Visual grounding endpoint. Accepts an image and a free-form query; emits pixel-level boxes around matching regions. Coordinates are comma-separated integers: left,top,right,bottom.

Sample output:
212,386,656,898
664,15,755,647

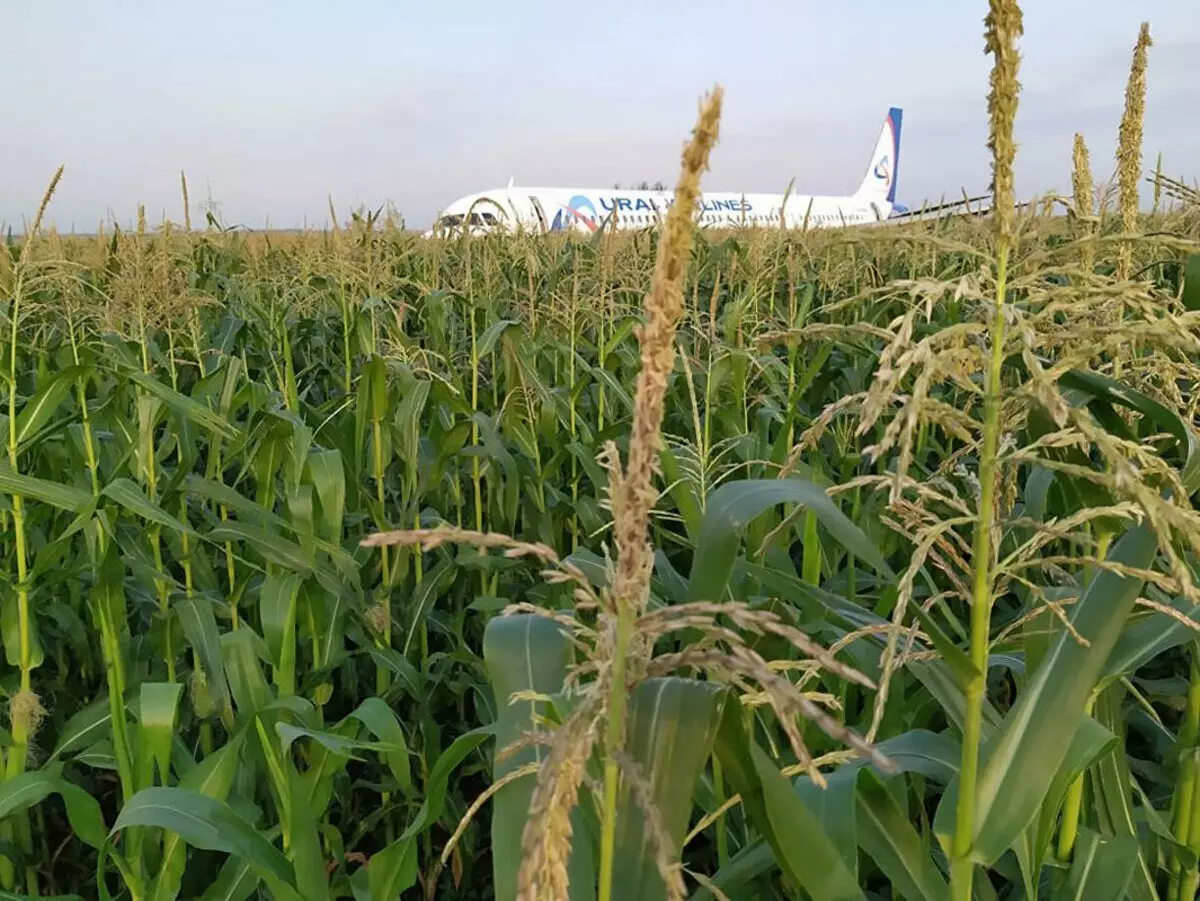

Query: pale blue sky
3,1,1196,230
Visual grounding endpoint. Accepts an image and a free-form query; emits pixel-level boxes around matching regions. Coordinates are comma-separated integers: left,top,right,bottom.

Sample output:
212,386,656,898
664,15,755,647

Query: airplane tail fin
854,107,903,207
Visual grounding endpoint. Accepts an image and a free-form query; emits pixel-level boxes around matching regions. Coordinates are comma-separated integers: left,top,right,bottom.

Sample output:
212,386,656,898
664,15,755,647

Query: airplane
423,106,906,237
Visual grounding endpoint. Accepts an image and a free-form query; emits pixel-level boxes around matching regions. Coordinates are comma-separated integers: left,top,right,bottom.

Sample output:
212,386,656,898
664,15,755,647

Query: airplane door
529,197,548,233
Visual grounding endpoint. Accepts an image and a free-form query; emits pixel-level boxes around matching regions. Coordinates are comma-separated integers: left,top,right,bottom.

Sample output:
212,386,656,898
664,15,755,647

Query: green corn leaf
908,658,1003,736
14,364,87,450
473,412,520,527
1016,716,1118,899
362,835,419,901
562,549,608,590
1181,253,1200,312
139,682,184,788
600,317,637,363
101,477,195,534
197,858,257,901
743,558,1001,734
1088,684,1157,901
347,697,413,796
106,787,296,893
794,767,860,877
275,722,406,761
688,477,892,604
653,550,689,604
151,733,248,901
290,718,360,816
395,380,431,500
285,765,330,901
907,601,979,686
221,628,273,718
48,698,112,762
175,596,233,722
697,729,959,900
0,464,91,513
746,743,865,901
934,522,1158,865
713,700,865,901
401,557,456,657
973,869,1000,901
29,506,94,582
477,319,523,358
1058,368,1200,494
855,771,949,901
207,522,314,574
304,448,346,544
187,476,357,577
566,441,611,494
366,646,422,700
850,729,961,784
0,770,107,849
123,369,239,439
659,444,704,541
588,364,634,416
259,571,302,693
1051,828,1139,901
399,726,493,843
183,475,292,532
612,677,727,901
307,581,349,675
687,842,774,901
483,613,594,901
1101,593,1200,685
364,355,389,424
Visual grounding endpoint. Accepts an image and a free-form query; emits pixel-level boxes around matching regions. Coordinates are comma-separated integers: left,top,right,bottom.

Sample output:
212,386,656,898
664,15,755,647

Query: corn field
4,8,1200,901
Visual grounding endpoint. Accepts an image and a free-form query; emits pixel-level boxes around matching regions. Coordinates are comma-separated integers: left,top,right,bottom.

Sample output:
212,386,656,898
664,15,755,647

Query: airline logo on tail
874,155,891,183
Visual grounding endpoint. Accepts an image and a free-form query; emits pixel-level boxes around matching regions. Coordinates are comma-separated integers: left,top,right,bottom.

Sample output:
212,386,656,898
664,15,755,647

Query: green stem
950,244,1010,901
1181,762,1200,901
470,301,485,591
414,509,427,669
3,739,33,894
597,611,634,901
597,302,607,434
341,284,353,395
100,603,135,801
5,266,34,893
373,414,391,589
1058,534,1112,864
713,757,729,869
135,322,174,683
1057,695,1096,862
370,372,393,703
568,279,579,550
1170,646,1200,899
802,510,821,586
67,321,100,496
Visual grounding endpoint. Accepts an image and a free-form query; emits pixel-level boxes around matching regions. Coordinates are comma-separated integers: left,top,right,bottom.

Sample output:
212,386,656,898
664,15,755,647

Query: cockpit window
436,214,475,229
434,211,501,231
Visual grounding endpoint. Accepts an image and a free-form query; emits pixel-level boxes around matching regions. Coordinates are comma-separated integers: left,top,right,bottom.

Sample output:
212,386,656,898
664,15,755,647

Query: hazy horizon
3,1,1197,232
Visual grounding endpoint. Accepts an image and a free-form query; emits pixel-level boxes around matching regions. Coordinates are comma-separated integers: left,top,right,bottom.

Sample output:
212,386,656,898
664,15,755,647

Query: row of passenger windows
606,210,869,227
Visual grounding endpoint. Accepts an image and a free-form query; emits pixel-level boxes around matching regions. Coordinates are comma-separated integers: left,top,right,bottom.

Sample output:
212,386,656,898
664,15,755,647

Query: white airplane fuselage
425,107,903,237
